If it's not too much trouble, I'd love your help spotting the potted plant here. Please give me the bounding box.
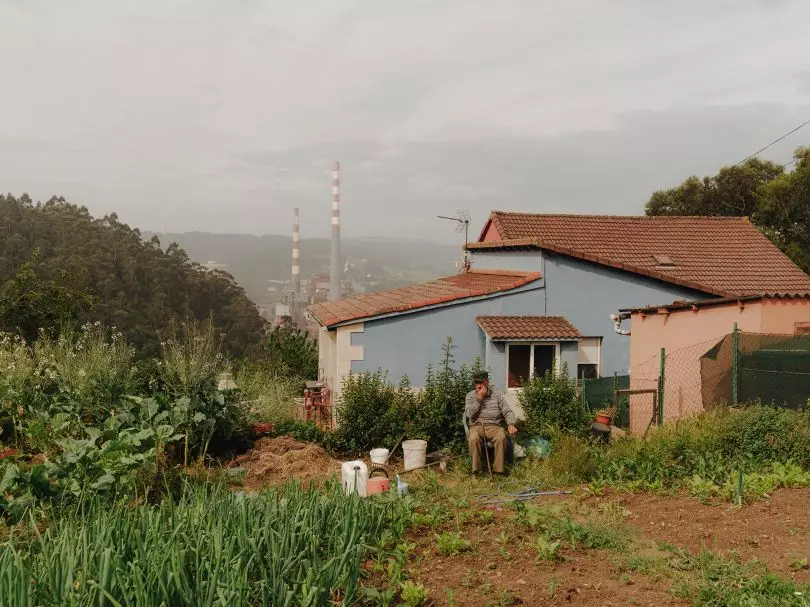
[594,406,617,426]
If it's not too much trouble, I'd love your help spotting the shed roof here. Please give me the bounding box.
[467,212,810,298]
[621,293,810,316]
[476,315,581,341]
[308,269,542,328]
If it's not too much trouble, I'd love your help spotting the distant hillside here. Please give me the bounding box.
[144,232,462,303]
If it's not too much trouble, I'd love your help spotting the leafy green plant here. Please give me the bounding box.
[517,363,587,437]
[534,534,561,562]
[435,531,471,556]
[399,580,428,606]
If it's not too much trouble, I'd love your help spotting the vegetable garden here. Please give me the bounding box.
[4,324,810,605]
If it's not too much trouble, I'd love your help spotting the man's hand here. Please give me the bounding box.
[507,424,518,437]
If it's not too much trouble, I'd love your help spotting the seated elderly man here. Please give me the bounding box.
[465,371,518,474]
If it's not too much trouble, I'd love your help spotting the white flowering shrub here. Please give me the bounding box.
[33,322,136,420]
[157,319,225,398]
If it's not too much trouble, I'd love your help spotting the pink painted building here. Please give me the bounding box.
[621,295,810,432]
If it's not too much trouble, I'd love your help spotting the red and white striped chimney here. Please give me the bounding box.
[291,207,300,295]
[329,161,341,301]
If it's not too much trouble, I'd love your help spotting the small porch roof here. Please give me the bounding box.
[476,315,582,342]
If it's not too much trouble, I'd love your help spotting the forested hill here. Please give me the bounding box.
[0,194,265,358]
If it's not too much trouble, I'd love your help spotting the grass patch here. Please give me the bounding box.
[660,545,810,606]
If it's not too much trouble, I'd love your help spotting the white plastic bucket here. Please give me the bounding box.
[369,448,389,465]
[402,439,427,471]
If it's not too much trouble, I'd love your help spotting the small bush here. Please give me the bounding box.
[518,363,588,437]
[257,325,318,382]
[333,371,405,454]
[332,338,482,454]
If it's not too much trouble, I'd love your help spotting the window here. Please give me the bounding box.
[796,322,810,336]
[577,337,601,384]
[507,343,560,388]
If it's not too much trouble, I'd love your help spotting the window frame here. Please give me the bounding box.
[577,336,602,380]
[505,341,561,391]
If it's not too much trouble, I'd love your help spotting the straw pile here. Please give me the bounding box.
[229,435,342,490]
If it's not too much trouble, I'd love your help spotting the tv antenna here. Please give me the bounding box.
[437,209,471,270]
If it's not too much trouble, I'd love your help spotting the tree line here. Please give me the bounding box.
[0,194,266,358]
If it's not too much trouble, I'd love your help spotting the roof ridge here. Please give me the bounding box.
[492,211,750,221]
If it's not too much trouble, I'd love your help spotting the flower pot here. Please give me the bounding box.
[594,413,612,426]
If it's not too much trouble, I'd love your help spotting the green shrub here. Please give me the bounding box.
[415,339,481,453]
[332,371,405,454]
[34,323,137,422]
[518,363,588,437]
[596,405,810,490]
[257,325,318,381]
[332,339,482,454]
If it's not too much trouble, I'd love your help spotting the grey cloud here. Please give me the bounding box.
[2,1,810,243]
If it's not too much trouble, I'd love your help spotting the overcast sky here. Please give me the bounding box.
[2,1,810,243]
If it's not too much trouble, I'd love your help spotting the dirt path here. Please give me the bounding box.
[406,488,810,605]
[613,488,810,582]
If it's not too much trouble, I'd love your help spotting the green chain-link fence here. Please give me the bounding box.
[582,374,630,428]
[700,329,810,411]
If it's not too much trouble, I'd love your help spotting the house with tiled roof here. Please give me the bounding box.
[310,212,810,412]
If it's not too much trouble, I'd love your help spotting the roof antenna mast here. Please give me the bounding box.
[437,209,471,271]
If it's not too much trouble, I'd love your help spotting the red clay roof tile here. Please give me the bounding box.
[467,212,810,297]
[476,316,581,340]
[309,269,542,327]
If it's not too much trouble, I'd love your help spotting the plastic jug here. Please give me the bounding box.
[341,460,368,497]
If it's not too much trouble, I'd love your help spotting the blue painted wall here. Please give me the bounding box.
[348,250,710,389]
[351,283,546,386]
[542,253,708,375]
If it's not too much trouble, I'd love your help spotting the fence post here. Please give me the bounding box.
[581,377,587,410]
[658,347,666,425]
[732,322,739,406]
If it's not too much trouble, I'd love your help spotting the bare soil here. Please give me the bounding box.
[613,488,810,582]
[227,435,342,490]
[405,488,810,605]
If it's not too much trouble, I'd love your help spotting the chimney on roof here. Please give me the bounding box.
[292,207,301,295]
[329,161,341,301]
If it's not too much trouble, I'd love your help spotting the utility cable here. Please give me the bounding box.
[734,119,810,166]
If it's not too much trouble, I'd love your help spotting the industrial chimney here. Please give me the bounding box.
[291,207,301,296]
[329,161,341,301]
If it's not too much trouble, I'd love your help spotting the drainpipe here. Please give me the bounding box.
[610,312,630,336]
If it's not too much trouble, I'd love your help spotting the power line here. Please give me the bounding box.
[782,157,797,170]
[734,119,810,166]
